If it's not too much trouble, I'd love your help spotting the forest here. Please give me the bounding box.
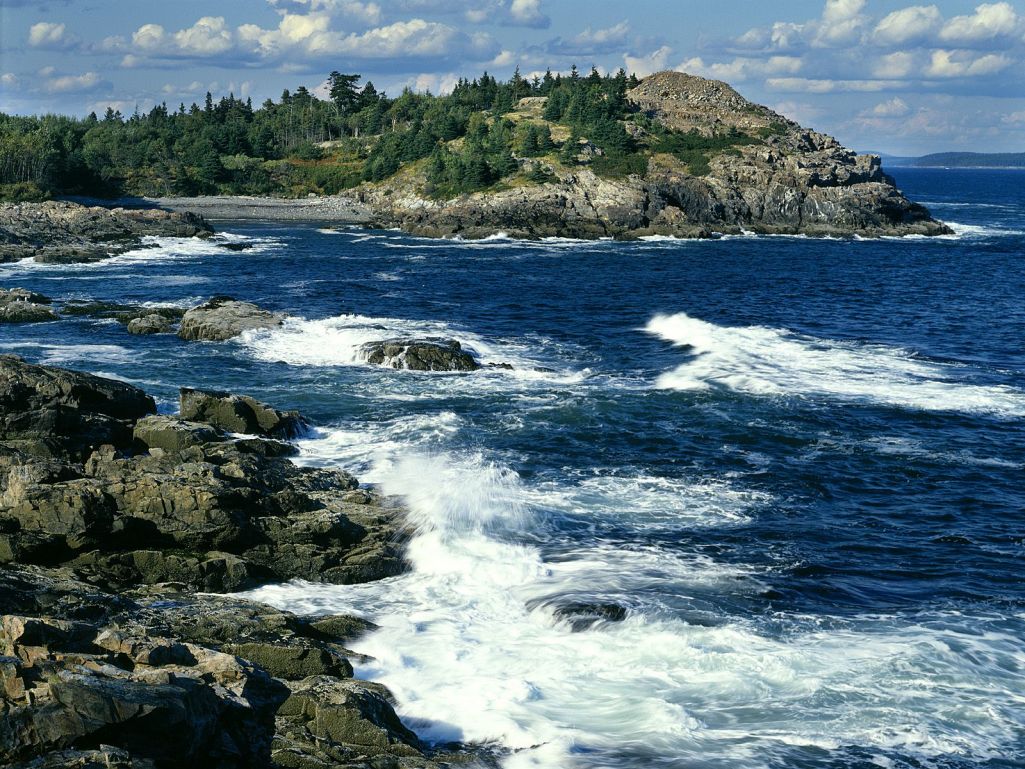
[0,67,767,201]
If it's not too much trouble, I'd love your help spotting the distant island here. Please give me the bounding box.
[1,68,948,240]
[880,152,1025,169]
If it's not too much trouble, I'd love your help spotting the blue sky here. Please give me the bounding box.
[2,0,1023,154]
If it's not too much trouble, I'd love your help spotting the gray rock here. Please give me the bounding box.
[180,388,308,438]
[0,355,156,460]
[126,314,173,335]
[0,201,213,263]
[178,297,285,342]
[0,289,57,324]
[361,339,479,372]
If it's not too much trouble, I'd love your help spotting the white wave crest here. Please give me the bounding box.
[245,448,1025,767]
[645,313,1025,417]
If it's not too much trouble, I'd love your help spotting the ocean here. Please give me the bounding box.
[3,168,1023,768]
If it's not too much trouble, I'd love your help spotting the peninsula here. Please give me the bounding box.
[0,69,948,242]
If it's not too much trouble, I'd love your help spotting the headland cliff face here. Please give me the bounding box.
[361,71,948,240]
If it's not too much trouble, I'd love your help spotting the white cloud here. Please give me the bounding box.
[925,49,1013,77]
[132,24,166,51]
[872,5,943,46]
[939,2,1019,44]
[872,51,918,78]
[45,72,103,93]
[624,46,672,78]
[868,97,911,117]
[28,21,74,49]
[1002,110,1025,124]
[766,77,896,93]
[1,73,18,88]
[508,0,548,28]
[573,22,630,48]
[173,16,235,55]
[680,55,803,83]
[815,0,868,46]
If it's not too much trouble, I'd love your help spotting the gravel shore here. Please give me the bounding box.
[64,194,374,223]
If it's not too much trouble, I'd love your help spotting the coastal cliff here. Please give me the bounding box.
[361,71,947,239]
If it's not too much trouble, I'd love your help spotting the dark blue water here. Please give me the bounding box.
[3,169,1023,768]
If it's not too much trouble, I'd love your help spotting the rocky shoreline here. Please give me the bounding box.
[0,201,213,264]
[0,354,490,768]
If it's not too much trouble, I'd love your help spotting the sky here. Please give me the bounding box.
[1,0,1024,154]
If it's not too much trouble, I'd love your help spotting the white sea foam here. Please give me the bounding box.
[645,313,1025,417]
[0,233,282,276]
[237,312,590,386]
[245,449,1025,768]
[0,342,136,367]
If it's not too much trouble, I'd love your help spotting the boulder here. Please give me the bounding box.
[361,339,480,372]
[126,314,173,335]
[180,388,308,438]
[132,415,223,454]
[0,356,156,460]
[0,290,57,324]
[178,297,285,342]
[275,676,422,762]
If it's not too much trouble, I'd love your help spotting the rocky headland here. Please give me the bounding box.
[359,71,949,240]
[0,354,485,768]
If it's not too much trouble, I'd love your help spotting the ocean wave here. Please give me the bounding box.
[244,447,1025,768]
[645,313,1025,417]
[0,342,137,367]
[236,312,588,385]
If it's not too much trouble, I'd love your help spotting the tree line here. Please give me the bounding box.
[0,66,768,201]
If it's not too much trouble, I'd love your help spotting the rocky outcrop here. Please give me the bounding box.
[0,568,464,769]
[0,355,156,460]
[0,289,57,324]
[0,201,212,263]
[0,359,473,768]
[363,70,949,240]
[361,339,480,372]
[178,297,285,342]
[0,355,403,590]
[180,388,308,438]
[126,313,173,335]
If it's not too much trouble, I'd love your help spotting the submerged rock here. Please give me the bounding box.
[0,289,57,324]
[361,338,480,372]
[552,601,628,631]
[178,296,285,342]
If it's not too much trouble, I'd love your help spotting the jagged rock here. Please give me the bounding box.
[0,568,463,769]
[309,615,379,643]
[361,339,480,372]
[178,297,285,342]
[0,201,212,263]
[132,415,223,453]
[126,314,172,335]
[0,356,156,460]
[0,613,287,767]
[180,388,308,438]
[0,289,57,324]
[222,643,353,681]
[275,677,422,762]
